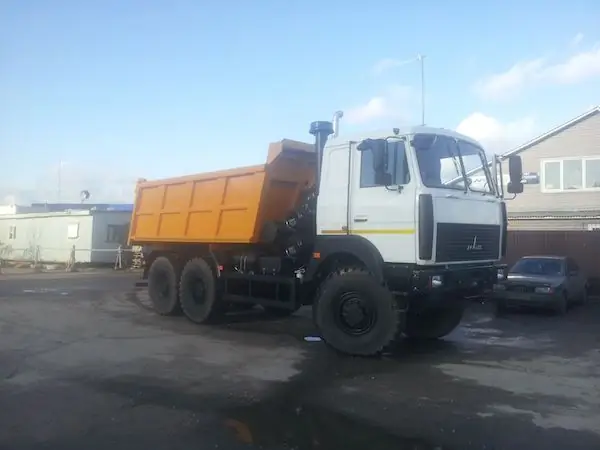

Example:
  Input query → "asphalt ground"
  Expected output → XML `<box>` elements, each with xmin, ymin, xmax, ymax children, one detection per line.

<box><xmin>1</xmin><ymin>270</ymin><xmax>599</xmax><ymax>449</ymax></box>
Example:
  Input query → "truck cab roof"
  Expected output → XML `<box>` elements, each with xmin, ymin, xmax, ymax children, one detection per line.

<box><xmin>327</xmin><ymin>126</ymin><xmax>483</xmax><ymax>148</ymax></box>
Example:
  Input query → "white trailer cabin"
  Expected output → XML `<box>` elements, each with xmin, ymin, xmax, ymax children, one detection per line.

<box><xmin>0</xmin><ymin>210</ymin><xmax>131</xmax><ymax>265</ymax></box>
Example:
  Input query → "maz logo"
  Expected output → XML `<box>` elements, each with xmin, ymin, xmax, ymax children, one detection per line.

<box><xmin>467</xmin><ymin>236</ymin><xmax>483</xmax><ymax>251</ymax></box>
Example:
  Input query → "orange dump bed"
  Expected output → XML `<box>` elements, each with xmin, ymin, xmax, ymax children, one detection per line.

<box><xmin>128</xmin><ymin>139</ymin><xmax>316</xmax><ymax>245</ymax></box>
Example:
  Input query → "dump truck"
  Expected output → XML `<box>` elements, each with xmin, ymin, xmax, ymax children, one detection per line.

<box><xmin>129</xmin><ymin>117</ymin><xmax>524</xmax><ymax>356</ymax></box>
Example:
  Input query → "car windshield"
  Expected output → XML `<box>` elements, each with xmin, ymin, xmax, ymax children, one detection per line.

<box><xmin>412</xmin><ymin>134</ymin><xmax>494</xmax><ymax>194</ymax></box>
<box><xmin>510</xmin><ymin>258</ymin><xmax>564</xmax><ymax>276</ymax></box>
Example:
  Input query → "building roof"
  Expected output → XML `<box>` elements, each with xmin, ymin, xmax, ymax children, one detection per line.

<box><xmin>464</xmin><ymin>105</ymin><xmax>600</xmax><ymax>179</ymax></box>
<box><xmin>498</xmin><ymin>105</ymin><xmax>600</xmax><ymax>161</ymax></box>
<box><xmin>30</xmin><ymin>202</ymin><xmax>134</xmax><ymax>212</ymax></box>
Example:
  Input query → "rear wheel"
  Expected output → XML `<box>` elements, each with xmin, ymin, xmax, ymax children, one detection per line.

<box><xmin>179</xmin><ymin>257</ymin><xmax>226</xmax><ymax>324</ymax></box>
<box><xmin>313</xmin><ymin>268</ymin><xmax>403</xmax><ymax>356</ymax></box>
<box><xmin>147</xmin><ymin>256</ymin><xmax>180</xmax><ymax>315</ymax></box>
<box><xmin>405</xmin><ymin>306</ymin><xmax>464</xmax><ymax>340</ymax></box>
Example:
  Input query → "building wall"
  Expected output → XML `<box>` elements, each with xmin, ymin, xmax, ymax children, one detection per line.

<box><xmin>503</xmin><ymin>112</ymin><xmax>600</xmax><ymax>213</ymax></box>
<box><xmin>0</xmin><ymin>204</ymin><xmax>46</xmax><ymax>215</ymax></box>
<box><xmin>0</xmin><ymin>210</ymin><xmax>132</xmax><ymax>264</ymax></box>
<box><xmin>90</xmin><ymin>211</ymin><xmax>132</xmax><ymax>264</ymax></box>
<box><xmin>0</xmin><ymin>212</ymin><xmax>95</xmax><ymax>263</ymax></box>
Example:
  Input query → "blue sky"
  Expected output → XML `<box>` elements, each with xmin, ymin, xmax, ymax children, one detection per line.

<box><xmin>1</xmin><ymin>0</ymin><xmax>599</xmax><ymax>203</ymax></box>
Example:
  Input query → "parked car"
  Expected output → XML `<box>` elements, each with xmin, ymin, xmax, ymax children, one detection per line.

<box><xmin>493</xmin><ymin>255</ymin><xmax>588</xmax><ymax>315</ymax></box>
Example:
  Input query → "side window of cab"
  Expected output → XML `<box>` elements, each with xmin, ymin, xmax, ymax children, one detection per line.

<box><xmin>359</xmin><ymin>141</ymin><xmax>410</xmax><ymax>188</ymax></box>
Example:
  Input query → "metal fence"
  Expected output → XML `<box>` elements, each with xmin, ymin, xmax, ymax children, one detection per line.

<box><xmin>505</xmin><ymin>230</ymin><xmax>600</xmax><ymax>291</ymax></box>
<box><xmin>0</xmin><ymin>244</ymin><xmax>144</xmax><ymax>272</ymax></box>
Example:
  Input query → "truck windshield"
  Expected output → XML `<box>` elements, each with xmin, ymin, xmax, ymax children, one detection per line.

<box><xmin>413</xmin><ymin>134</ymin><xmax>494</xmax><ymax>194</ymax></box>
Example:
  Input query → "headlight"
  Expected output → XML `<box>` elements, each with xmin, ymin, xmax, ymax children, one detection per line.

<box><xmin>430</xmin><ymin>275</ymin><xmax>443</xmax><ymax>288</ymax></box>
<box><xmin>534</xmin><ymin>286</ymin><xmax>554</xmax><ymax>294</ymax></box>
<box><xmin>493</xmin><ymin>284</ymin><xmax>506</xmax><ymax>291</ymax></box>
<box><xmin>497</xmin><ymin>269</ymin><xmax>506</xmax><ymax>280</ymax></box>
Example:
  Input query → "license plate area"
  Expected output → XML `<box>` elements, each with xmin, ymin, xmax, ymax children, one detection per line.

<box><xmin>506</xmin><ymin>291</ymin><xmax>531</xmax><ymax>301</ymax></box>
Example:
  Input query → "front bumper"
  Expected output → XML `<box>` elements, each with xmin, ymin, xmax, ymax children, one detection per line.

<box><xmin>385</xmin><ymin>262</ymin><xmax>503</xmax><ymax>304</ymax></box>
<box><xmin>493</xmin><ymin>289</ymin><xmax>562</xmax><ymax>309</ymax></box>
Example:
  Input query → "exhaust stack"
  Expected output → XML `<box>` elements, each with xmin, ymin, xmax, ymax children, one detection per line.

<box><xmin>332</xmin><ymin>110</ymin><xmax>344</xmax><ymax>138</ymax></box>
<box><xmin>309</xmin><ymin>121</ymin><xmax>334</xmax><ymax>194</ymax></box>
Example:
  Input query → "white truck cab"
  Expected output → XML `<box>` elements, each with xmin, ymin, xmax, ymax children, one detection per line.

<box><xmin>316</xmin><ymin>126</ymin><xmax>522</xmax><ymax>267</ymax></box>
<box><xmin>303</xmin><ymin>123</ymin><xmax>524</xmax><ymax>355</ymax></box>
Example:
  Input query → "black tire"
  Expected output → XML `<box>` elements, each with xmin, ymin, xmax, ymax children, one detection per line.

<box><xmin>554</xmin><ymin>293</ymin><xmax>568</xmax><ymax>316</ymax></box>
<box><xmin>405</xmin><ymin>306</ymin><xmax>464</xmax><ymax>340</ymax></box>
<box><xmin>179</xmin><ymin>257</ymin><xmax>225</xmax><ymax>324</ymax></box>
<box><xmin>313</xmin><ymin>268</ymin><xmax>402</xmax><ymax>356</ymax></box>
<box><xmin>147</xmin><ymin>256</ymin><xmax>181</xmax><ymax>315</ymax></box>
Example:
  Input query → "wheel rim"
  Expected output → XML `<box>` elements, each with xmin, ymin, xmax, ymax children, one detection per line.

<box><xmin>156</xmin><ymin>271</ymin><xmax>171</xmax><ymax>300</ymax></box>
<box><xmin>189</xmin><ymin>278</ymin><xmax>206</xmax><ymax>306</ymax></box>
<box><xmin>334</xmin><ymin>291</ymin><xmax>377</xmax><ymax>336</ymax></box>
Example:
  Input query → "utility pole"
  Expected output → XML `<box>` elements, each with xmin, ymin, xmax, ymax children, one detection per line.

<box><xmin>417</xmin><ymin>54</ymin><xmax>426</xmax><ymax>126</ymax></box>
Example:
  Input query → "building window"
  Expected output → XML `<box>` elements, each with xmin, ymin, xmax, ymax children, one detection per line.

<box><xmin>543</xmin><ymin>161</ymin><xmax>561</xmax><ymax>190</ymax></box>
<box><xmin>8</xmin><ymin>226</ymin><xmax>16</xmax><ymax>240</ymax></box>
<box><xmin>67</xmin><ymin>223</ymin><xmax>80</xmax><ymax>239</ymax></box>
<box><xmin>106</xmin><ymin>224</ymin><xmax>128</xmax><ymax>243</ymax></box>
<box><xmin>542</xmin><ymin>158</ymin><xmax>600</xmax><ymax>192</ymax></box>
<box><xmin>585</xmin><ymin>159</ymin><xmax>600</xmax><ymax>188</ymax></box>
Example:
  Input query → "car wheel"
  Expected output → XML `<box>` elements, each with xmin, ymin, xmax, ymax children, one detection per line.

<box><xmin>555</xmin><ymin>294</ymin><xmax>568</xmax><ymax>316</ymax></box>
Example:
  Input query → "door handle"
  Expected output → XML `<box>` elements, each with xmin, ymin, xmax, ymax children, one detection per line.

<box><xmin>353</xmin><ymin>216</ymin><xmax>369</xmax><ymax>223</ymax></box>
<box><xmin>445</xmin><ymin>194</ymin><xmax>459</xmax><ymax>199</ymax></box>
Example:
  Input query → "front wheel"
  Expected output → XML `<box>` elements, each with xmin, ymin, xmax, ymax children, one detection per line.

<box><xmin>313</xmin><ymin>268</ymin><xmax>403</xmax><ymax>356</ymax></box>
<box><xmin>404</xmin><ymin>306</ymin><xmax>464</xmax><ymax>340</ymax></box>
<box><xmin>554</xmin><ymin>293</ymin><xmax>568</xmax><ymax>316</ymax></box>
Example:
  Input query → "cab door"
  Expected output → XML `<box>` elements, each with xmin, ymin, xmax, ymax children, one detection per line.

<box><xmin>348</xmin><ymin>139</ymin><xmax>417</xmax><ymax>264</ymax></box>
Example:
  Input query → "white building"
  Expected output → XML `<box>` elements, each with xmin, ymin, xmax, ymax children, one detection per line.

<box><xmin>0</xmin><ymin>210</ymin><xmax>131</xmax><ymax>264</ymax></box>
<box><xmin>0</xmin><ymin>204</ymin><xmax>44</xmax><ymax>215</ymax></box>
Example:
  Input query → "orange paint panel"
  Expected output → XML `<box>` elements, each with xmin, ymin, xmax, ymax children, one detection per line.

<box><xmin>128</xmin><ymin>139</ymin><xmax>316</xmax><ymax>245</ymax></box>
<box><xmin>157</xmin><ymin>213</ymin><xmax>185</xmax><ymax>238</ymax></box>
<box><xmin>217</xmin><ymin>209</ymin><xmax>257</xmax><ymax>240</ymax></box>
<box><xmin>134</xmin><ymin>215</ymin><xmax>159</xmax><ymax>239</ymax></box>
<box><xmin>163</xmin><ymin>183</ymin><xmax>191</xmax><ymax>211</ymax></box>
<box><xmin>191</xmin><ymin>178</ymin><xmax>225</xmax><ymax>210</ymax></box>
<box><xmin>187</xmin><ymin>211</ymin><xmax>218</xmax><ymax>239</ymax></box>
<box><xmin>137</xmin><ymin>186</ymin><xmax>164</xmax><ymax>214</ymax></box>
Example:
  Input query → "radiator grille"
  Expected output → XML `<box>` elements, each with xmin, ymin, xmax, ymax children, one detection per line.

<box><xmin>435</xmin><ymin>223</ymin><xmax>501</xmax><ymax>263</ymax></box>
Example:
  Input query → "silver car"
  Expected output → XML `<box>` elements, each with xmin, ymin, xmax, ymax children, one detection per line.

<box><xmin>493</xmin><ymin>255</ymin><xmax>589</xmax><ymax>315</ymax></box>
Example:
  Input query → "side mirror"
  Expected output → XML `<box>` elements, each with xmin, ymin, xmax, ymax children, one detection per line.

<box><xmin>357</xmin><ymin>138</ymin><xmax>388</xmax><ymax>175</ymax></box>
<box><xmin>371</xmin><ymin>140</ymin><xmax>387</xmax><ymax>174</ymax></box>
<box><xmin>507</xmin><ymin>155</ymin><xmax>524</xmax><ymax>194</ymax></box>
